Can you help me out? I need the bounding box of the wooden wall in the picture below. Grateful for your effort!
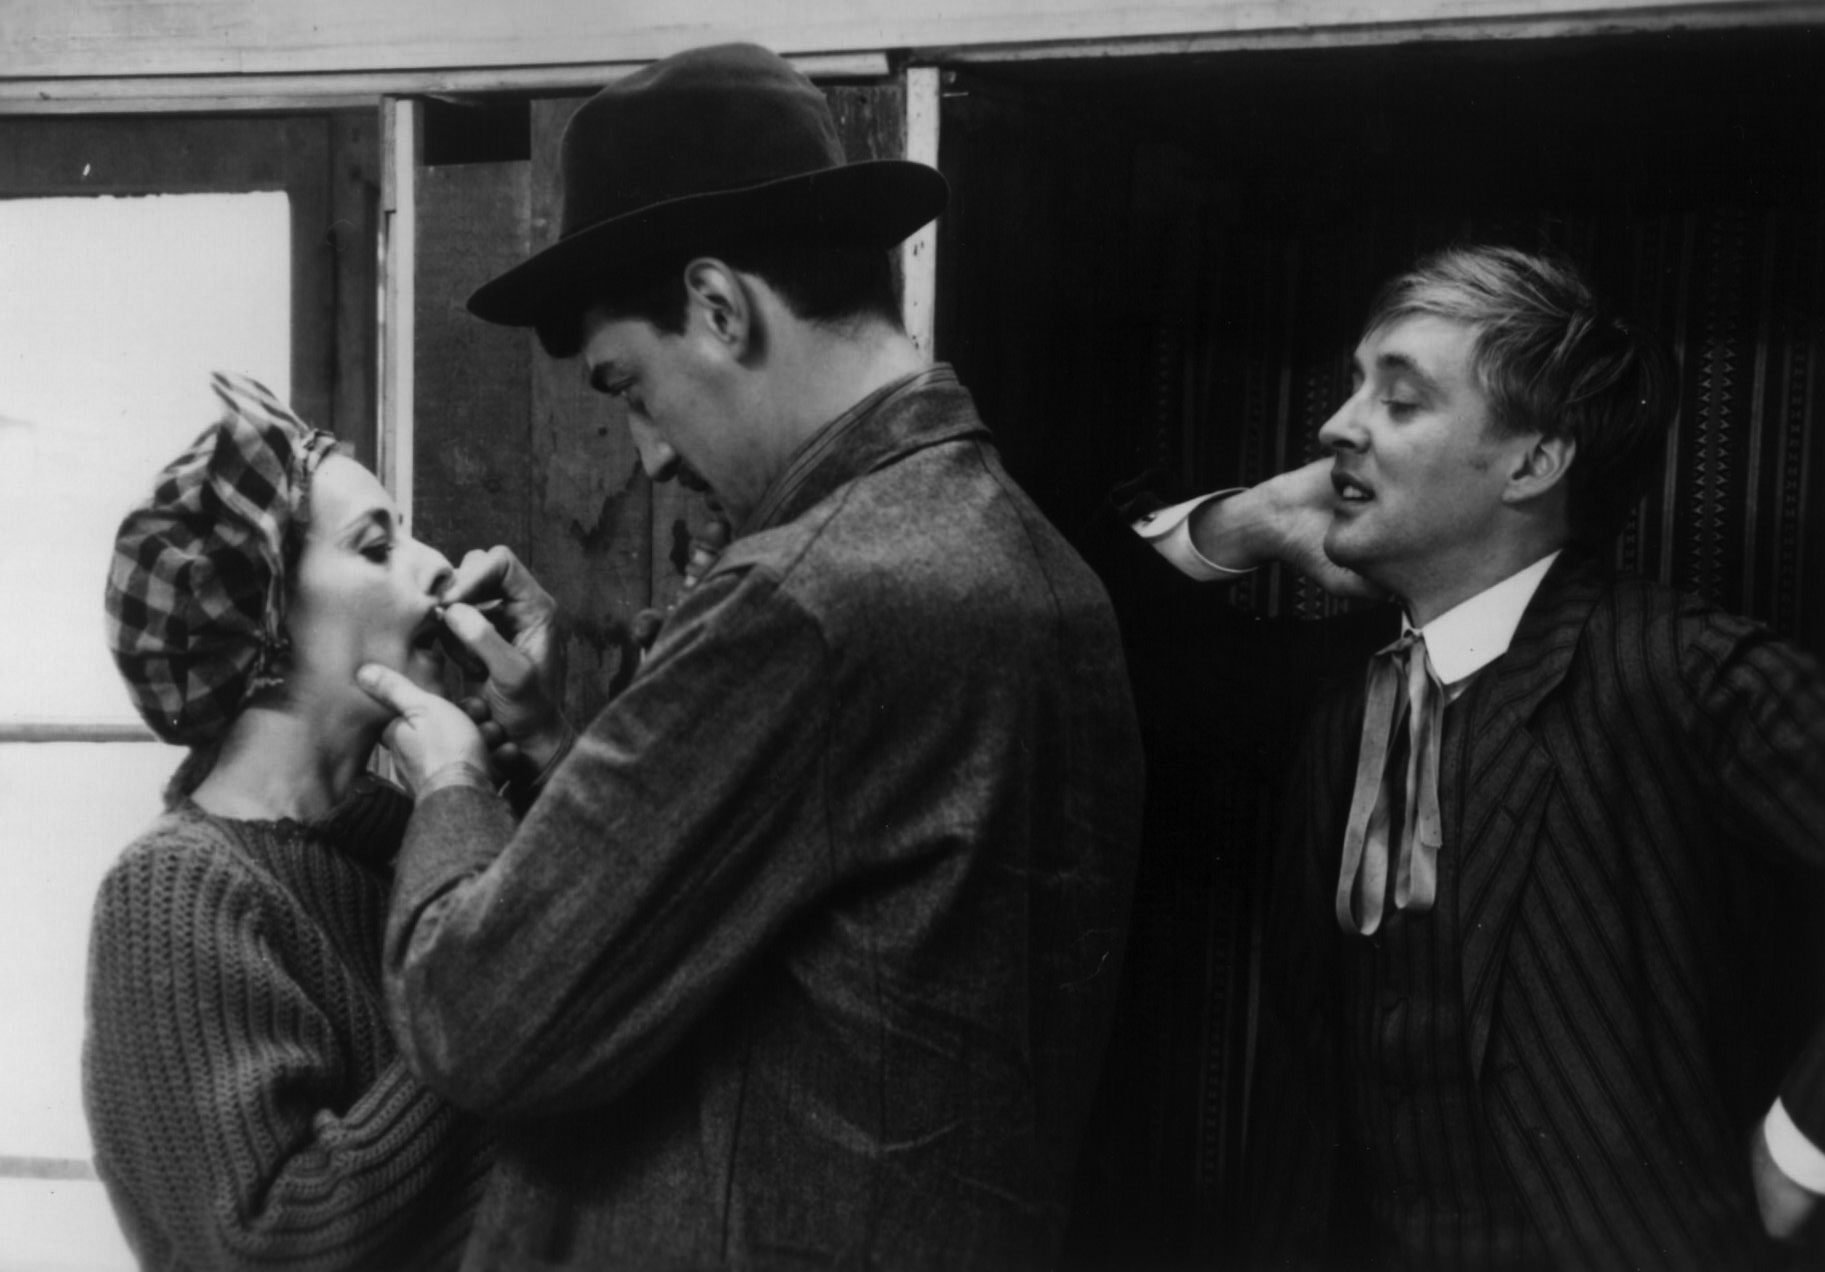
[411,80,909,726]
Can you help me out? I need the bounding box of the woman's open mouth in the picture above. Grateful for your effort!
[409,616,446,664]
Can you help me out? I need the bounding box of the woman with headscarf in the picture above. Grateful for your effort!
[84,373,492,1270]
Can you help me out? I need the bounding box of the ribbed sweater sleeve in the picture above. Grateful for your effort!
[84,813,490,1271]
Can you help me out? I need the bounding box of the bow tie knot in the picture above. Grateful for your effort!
[1335,629,1445,936]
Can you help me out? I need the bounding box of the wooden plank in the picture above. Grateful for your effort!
[329,111,381,463]
[0,0,1807,82]
[524,96,653,723]
[285,116,334,436]
[0,53,890,115]
[0,1157,99,1180]
[379,97,417,523]
[927,0,1824,61]
[0,115,299,193]
[0,93,380,115]
[901,66,940,361]
[0,722,156,743]
[409,157,534,569]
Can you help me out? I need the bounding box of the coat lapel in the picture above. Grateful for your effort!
[1452,553,1607,1081]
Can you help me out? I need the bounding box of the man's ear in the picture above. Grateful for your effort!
[1503,433,1576,505]
[681,257,754,357]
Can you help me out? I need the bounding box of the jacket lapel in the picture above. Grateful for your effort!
[1452,552,1607,1081]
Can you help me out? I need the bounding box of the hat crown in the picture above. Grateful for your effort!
[466,42,948,329]
[558,44,844,242]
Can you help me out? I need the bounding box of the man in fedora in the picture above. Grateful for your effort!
[357,42,1145,1270]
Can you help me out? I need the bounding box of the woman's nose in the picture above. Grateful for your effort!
[417,541,455,597]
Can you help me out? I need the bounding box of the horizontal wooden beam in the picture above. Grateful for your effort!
[0,0,1806,93]
[923,0,1822,63]
[0,721,157,743]
[0,1157,97,1182]
[0,52,893,115]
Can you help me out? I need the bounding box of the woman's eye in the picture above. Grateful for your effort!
[361,542,393,563]
[1381,397,1420,417]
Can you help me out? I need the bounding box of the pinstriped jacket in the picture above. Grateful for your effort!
[1248,551,1825,1270]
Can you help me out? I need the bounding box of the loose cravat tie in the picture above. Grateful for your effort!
[1335,629,1445,936]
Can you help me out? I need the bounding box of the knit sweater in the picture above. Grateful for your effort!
[84,780,492,1271]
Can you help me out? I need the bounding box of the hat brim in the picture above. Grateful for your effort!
[467,159,948,329]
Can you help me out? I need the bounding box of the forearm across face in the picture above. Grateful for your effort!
[1130,456,1379,597]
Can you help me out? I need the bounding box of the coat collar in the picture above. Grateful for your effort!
[741,364,989,535]
[1461,548,1606,732]
[1445,548,1610,1080]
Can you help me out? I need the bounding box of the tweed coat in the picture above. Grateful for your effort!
[384,369,1145,1271]
[1247,551,1825,1270]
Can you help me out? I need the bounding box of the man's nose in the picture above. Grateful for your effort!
[627,416,679,481]
[1317,391,1368,452]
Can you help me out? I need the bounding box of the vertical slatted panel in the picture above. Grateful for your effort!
[525,97,650,722]
[410,150,533,561]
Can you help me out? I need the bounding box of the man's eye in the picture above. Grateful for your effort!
[603,377,635,401]
[1381,397,1420,417]
[361,542,393,563]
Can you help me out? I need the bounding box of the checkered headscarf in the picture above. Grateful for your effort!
[105,373,341,746]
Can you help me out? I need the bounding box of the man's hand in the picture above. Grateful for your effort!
[357,663,490,796]
[1754,1117,1822,1241]
[1193,457,1380,599]
[442,545,563,695]
[439,601,574,775]
[438,546,574,772]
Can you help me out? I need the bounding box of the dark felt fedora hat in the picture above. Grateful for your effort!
[467,43,949,329]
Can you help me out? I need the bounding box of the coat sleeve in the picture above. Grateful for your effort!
[1680,616,1825,1151]
[384,565,838,1120]
[84,834,490,1272]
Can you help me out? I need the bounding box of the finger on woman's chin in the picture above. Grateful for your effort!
[357,662,423,714]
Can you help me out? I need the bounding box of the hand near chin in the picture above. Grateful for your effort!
[356,664,491,796]
[1250,458,1383,599]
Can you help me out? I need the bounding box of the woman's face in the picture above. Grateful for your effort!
[284,454,454,720]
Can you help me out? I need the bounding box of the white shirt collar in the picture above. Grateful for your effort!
[1406,551,1561,687]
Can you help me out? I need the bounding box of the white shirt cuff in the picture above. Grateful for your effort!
[1130,490,1254,581]
[1765,1099,1825,1194]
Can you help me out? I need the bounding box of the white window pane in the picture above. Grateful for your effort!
[0,741,177,1163]
[0,1178,134,1270]
[0,192,291,723]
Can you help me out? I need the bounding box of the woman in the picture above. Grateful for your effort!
[85,373,491,1270]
